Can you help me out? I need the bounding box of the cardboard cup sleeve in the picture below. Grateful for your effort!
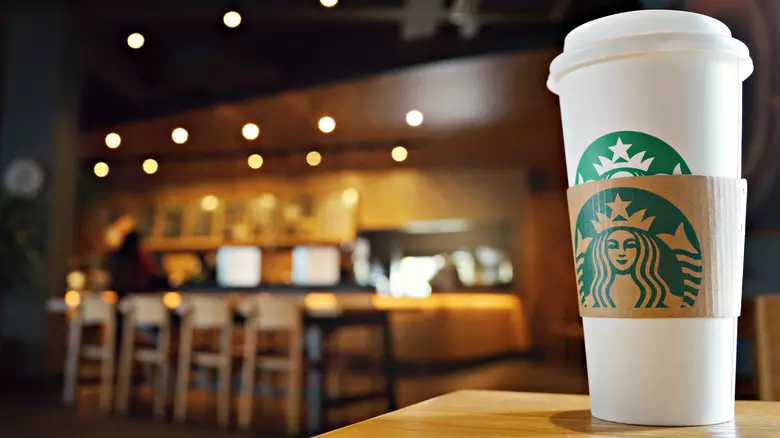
[566,175,747,319]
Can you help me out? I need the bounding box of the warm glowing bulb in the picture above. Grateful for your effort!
[200,195,219,211]
[143,158,158,174]
[242,123,259,140]
[406,110,424,127]
[392,146,408,162]
[127,33,145,49]
[248,154,264,169]
[105,133,121,149]
[94,162,110,178]
[66,271,87,290]
[258,193,276,209]
[320,0,338,7]
[64,291,81,309]
[171,127,189,144]
[306,151,322,167]
[101,290,118,305]
[341,188,359,206]
[223,11,242,28]
[318,116,335,133]
[163,292,182,310]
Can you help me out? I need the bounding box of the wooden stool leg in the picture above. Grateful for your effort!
[286,327,303,437]
[216,325,233,428]
[99,315,117,413]
[153,323,171,420]
[261,369,275,416]
[115,312,135,414]
[174,316,193,423]
[239,318,258,431]
[63,316,82,406]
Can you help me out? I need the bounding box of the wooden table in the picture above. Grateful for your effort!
[319,390,780,437]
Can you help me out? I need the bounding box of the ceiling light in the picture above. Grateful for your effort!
[105,133,121,149]
[242,123,260,140]
[406,110,424,127]
[171,127,189,144]
[127,33,145,49]
[318,116,335,134]
[247,154,263,169]
[143,159,158,174]
[306,151,322,167]
[321,0,338,7]
[223,11,242,28]
[94,162,109,178]
[200,195,220,211]
[392,146,408,162]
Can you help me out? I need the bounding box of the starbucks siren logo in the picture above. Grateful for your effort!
[576,131,691,184]
[574,187,702,309]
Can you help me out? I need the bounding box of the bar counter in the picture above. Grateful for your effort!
[49,290,530,363]
[188,290,530,362]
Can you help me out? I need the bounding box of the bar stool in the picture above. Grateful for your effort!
[173,295,234,428]
[115,294,172,419]
[60,291,117,412]
[238,295,303,435]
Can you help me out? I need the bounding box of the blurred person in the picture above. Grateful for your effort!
[104,212,159,297]
[104,213,165,358]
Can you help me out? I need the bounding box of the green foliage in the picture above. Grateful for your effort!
[0,197,44,293]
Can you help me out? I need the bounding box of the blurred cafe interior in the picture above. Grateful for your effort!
[1,0,780,436]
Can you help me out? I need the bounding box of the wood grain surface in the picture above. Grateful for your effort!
[320,390,780,437]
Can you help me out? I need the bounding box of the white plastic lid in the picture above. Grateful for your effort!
[548,10,753,93]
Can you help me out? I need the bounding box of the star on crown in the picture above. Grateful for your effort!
[593,138,654,176]
[591,194,655,233]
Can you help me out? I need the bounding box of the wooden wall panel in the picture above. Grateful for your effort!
[82,49,564,180]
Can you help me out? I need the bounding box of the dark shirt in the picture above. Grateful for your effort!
[107,230,144,296]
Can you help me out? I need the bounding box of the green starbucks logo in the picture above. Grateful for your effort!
[576,131,691,184]
[574,187,702,309]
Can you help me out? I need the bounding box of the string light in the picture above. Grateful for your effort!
[318,116,336,133]
[143,158,159,174]
[392,145,408,162]
[306,151,322,167]
[105,133,121,149]
[223,11,242,28]
[406,110,424,127]
[200,195,219,211]
[242,123,260,140]
[321,0,338,7]
[127,33,145,49]
[248,154,263,169]
[94,162,109,177]
[172,127,189,144]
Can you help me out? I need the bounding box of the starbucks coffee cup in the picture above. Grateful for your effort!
[548,10,752,426]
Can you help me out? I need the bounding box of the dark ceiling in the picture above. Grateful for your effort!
[72,0,674,129]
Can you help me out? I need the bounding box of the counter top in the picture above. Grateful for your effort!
[320,390,780,437]
[175,283,375,293]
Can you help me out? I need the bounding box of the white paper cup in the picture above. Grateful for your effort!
[548,10,752,426]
